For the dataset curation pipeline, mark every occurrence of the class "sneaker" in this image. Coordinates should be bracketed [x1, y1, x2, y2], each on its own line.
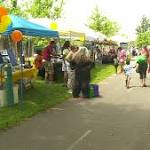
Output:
[142, 84, 147, 87]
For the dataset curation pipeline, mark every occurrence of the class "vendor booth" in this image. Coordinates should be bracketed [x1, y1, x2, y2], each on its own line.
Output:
[1, 15, 59, 83]
[0, 14, 59, 107]
[4, 15, 59, 37]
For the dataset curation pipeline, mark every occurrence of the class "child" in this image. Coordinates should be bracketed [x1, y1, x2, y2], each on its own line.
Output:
[34, 51, 44, 78]
[113, 54, 119, 74]
[124, 60, 134, 88]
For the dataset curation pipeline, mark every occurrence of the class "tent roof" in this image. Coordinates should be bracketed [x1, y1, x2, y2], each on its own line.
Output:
[29, 18, 105, 41]
[3, 15, 59, 37]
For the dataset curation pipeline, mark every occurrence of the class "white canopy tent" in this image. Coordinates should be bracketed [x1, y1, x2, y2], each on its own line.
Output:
[111, 35, 129, 43]
[29, 18, 106, 41]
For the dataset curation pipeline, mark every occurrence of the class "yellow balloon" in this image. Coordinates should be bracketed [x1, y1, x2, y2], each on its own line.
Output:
[80, 36, 84, 42]
[1, 15, 12, 27]
[0, 23, 7, 33]
[50, 22, 58, 30]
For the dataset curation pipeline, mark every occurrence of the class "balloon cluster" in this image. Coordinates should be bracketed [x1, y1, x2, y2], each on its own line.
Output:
[0, 6, 12, 33]
[0, 6, 23, 42]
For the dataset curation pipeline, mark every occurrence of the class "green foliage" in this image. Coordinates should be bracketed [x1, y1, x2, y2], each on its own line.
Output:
[136, 16, 150, 47]
[1, 0, 28, 17]
[29, 0, 64, 20]
[88, 6, 120, 37]
[1, 0, 64, 19]
[136, 16, 150, 34]
[128, 41, 136, 48]
[136, 31, 150, 47]
[33, 37, 49, 47]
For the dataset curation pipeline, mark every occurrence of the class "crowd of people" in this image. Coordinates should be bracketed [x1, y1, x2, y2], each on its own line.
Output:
[114, 46, 150, 88]
[34, 39, 150, 99]
[34, 40, 94, 99]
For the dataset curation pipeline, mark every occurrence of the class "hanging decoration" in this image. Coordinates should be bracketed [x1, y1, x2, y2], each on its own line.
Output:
[79, 36, 85, 42]
[50, 22, 58, 30]
[11, 30, 23, 42]
[0, 22, 7, 32]
[0, 6, 8, 18]
[1, 15, 12, 27]
[0, 6, 12, 33]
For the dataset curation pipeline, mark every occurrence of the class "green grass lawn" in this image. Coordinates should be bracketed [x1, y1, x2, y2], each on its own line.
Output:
[0, 63, 115, 130]
[91, 64, 115, 83]
[0, 81, 70, 130]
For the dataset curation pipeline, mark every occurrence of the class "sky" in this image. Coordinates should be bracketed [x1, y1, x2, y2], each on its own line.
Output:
[18, 0, 150, 41]
[62, 0, 150, 40]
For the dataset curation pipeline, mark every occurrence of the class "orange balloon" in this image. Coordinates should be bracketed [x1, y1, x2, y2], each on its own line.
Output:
[11, 30, 23, 42]
[0, 6, 8, 18]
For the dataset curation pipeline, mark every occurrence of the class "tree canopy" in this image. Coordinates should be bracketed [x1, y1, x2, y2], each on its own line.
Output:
[136, 31, 150, 47]
[29, 0, 64, 20]
[136, 16, 150, 34]
[88, 6, 119, 38]
[0, 0, 64, 19]
[0, 0, 28, 17]
[136, 16, 150, 47]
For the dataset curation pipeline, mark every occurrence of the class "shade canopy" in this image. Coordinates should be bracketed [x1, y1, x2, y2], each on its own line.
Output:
[3, 15, 59, 37]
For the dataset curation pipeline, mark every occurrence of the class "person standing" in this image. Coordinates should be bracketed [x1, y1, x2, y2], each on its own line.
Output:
[118, 47, 126, 73]
[136, 46, 149, 87]
[113, 54, 119, 74]
[61, 41, 71, 87]
[71, 47, 93, 98]
[42, 41, 56, 83]
[34, 50, 44, 78]
[65, 46, 78, 92]
[124, 60, 134, 88]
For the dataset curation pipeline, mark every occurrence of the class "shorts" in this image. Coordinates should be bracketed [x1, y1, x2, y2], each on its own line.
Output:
[44, 60, 54, 73]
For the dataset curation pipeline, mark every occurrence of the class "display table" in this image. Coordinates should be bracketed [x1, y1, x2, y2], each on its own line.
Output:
[12, 68, 36, 83]
[0, 68, 36, 83]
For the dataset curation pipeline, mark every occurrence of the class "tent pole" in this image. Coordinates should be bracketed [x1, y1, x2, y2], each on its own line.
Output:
[19, 41, 24, 109]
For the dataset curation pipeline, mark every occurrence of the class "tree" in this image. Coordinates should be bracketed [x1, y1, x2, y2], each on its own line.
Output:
[136, 16, 150, 47]
[136, 16, 150, 34]
[0, 0, 28, 17]
[88, 6, 119, 37]
[136, 31, 150, 47]
[29, 0, 64, 20]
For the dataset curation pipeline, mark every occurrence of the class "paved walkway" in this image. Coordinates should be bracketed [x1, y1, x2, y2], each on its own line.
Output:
[1, 71, 150, 150]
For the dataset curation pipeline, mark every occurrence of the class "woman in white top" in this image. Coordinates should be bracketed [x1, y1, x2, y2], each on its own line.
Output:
[62, 41, 70, 87]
